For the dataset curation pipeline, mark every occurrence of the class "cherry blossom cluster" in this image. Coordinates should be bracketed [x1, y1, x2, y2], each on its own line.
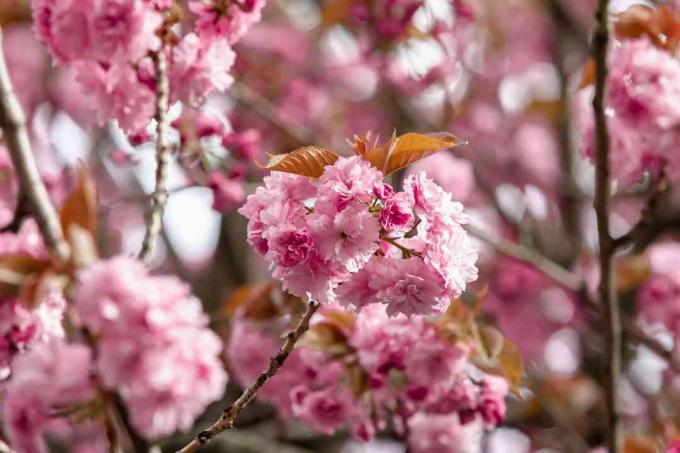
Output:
[2, 341, 101, 453]
[73, 256, 228, 438]
[30, 0, 265, 133]
[0, 221, 65, 380]
[170, 108, 258, 212]
[239, 156, 478, 316]
[577, 37, 680, 184]
[228, 304, 508, 449]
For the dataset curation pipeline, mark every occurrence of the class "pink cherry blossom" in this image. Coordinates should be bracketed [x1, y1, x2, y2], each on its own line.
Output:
[207, 171, 246, 213]
[74, 256, 228, 438]
[2, 341, 96, 453]
[190, 0, 267, 45]
[170, 34, 236, 105]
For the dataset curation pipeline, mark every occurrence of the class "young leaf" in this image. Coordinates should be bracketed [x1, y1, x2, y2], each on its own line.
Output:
[222, 282, 278, 320]
[0, 255, 51, 298]
[60, 163, 97, 241]
[257, 146, 340, 178]
[363, 132, 462, 175]
[498, 339, 523, 395]
[615, 5, 680, 52]
[578, 58, 596, 89]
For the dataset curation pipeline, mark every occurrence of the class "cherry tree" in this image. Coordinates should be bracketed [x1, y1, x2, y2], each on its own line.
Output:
[1, 0, 680, 452]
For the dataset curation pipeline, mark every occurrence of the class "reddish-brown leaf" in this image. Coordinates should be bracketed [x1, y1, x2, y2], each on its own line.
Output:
[257, 146, 340, 178]
[60, 163, 97, 242]
[498, 339, 523, 395]
[0, 255, 51, 299]
[222, 282, 278, 320]
[362, 132, 462, 175]
[578, 58, 596, 88]
[615, 5, 680, 52]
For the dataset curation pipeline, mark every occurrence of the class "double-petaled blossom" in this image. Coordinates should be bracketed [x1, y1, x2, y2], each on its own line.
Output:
[30, 0, 263, 133]
[239, 157, 478, 316]
[577, 37, 680, 184]
[0, 221, 66, 380]
[1, 341, 98, 453]
[226, 304, 509, 449]
[74, 256, 228, 438]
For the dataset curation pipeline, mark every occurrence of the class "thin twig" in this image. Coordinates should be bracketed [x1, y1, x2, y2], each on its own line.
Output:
[627, 324, 680, 373]
[0, 28, 69, 261]
[591, 0, 621, 449]
[233, 83, 312, 145]
[139, 50, 172, 263]
[176, 300, 321, 453]
[466, 223, 583, 291]
[468, 221, 680, 379]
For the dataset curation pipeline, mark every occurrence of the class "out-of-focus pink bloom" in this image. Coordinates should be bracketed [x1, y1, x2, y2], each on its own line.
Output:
[407, 153, 475, 204]
[407, 413, 482, 453]
[223, 128, 261, 161]
[638, 243, 680, 336]
[72, 61, 155, 133]
[207, 171, 246, 213]
[667, 440, 680, 453]
[577, 38, 680, 183]
[189, 0, 267, 45]
[485, 257, 580, 362]
[74, 257, 228, 438]
[32, 0, 161, 64]
[2, 341, 96, 453]
[170, 34, 236, 105]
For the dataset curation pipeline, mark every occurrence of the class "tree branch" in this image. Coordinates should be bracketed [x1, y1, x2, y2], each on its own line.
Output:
[466, 224, 583, 291]
[139, 50, 172, 264]
[591, 0, 621, 449]
[0, 28, 69, 262]
[176, 300, 321, 453]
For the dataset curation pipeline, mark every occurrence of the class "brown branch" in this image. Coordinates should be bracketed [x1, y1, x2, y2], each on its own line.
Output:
[139, 50, 172, 264]
[466, 223, 583, 291]
[627, 324, 680, 373]
[591, 1, 621, 448]
[234, 83, 312, 146]
[176, 300, 321, 453]
[0, 28, 69, 262]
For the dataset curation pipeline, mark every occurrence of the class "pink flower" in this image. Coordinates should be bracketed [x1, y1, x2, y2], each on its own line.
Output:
[667, 440, 680, 453]
[477, 375, 509, 427]
[407, 413, 482, 453]
[72, 61, 155, 133]
[291, 385, 357, 435]
[170, 34, 236, 105]
[407, 153, 475, 204]
[379, 192, 414, 233]
[375, 257, 449, 317]
[268, 226, 315, 267]
[189, 0, 266, 45]
[31, 0, 161, 65]
[577, 38, 680, 184]
[74, 257, 228, 438]
[223, 128, 261, 161]
[316, 156, 383, 214]
[86, 0, 161, 63]
[2, 341, 96, 453]
[207, 171, 245, 213]
[310, 203, 380, 273]
[31, 0, 92, 64]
